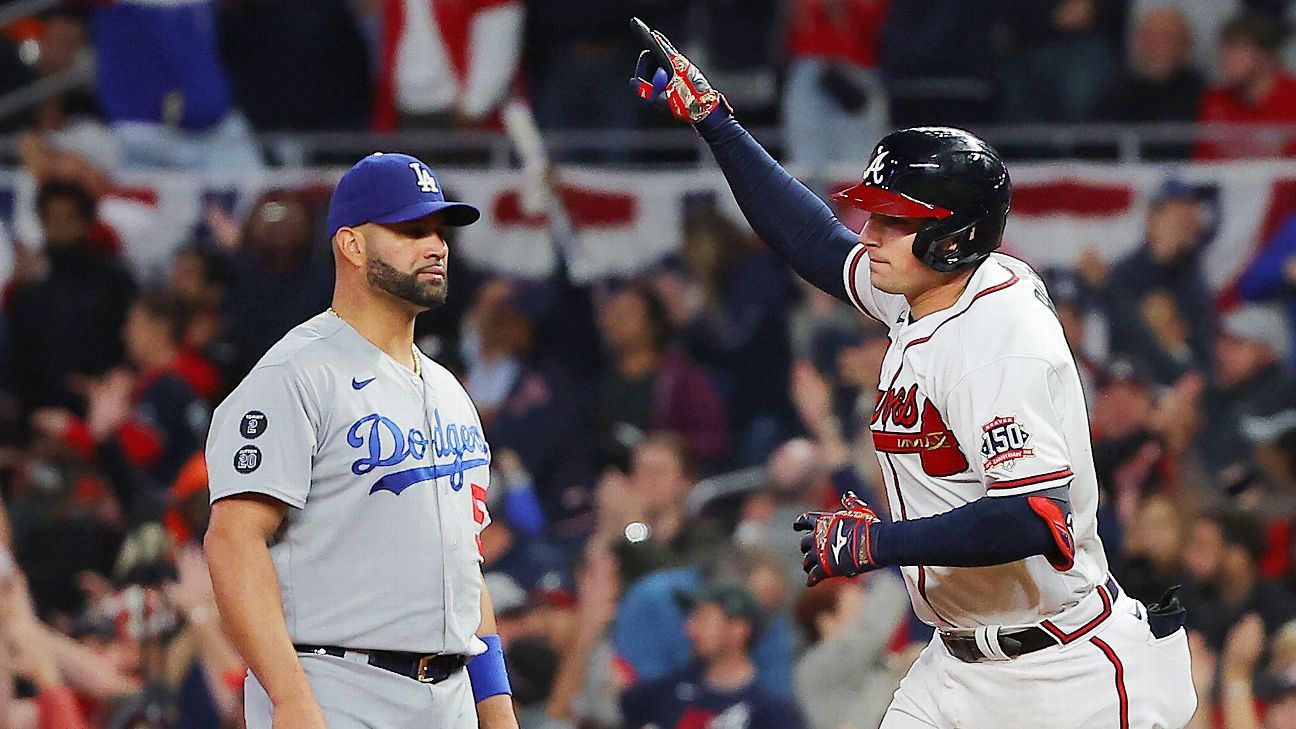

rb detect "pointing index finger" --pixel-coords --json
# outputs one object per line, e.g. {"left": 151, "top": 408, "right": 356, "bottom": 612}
{"left": 630, "top": 17, "right": 672, "bottom": 73}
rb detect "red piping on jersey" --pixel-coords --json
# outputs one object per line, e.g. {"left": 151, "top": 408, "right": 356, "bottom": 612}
{"left": 1090, "top": 636, "right": 1130, "bottom": 729}
{"left": 988, "top": 468, "right": 1075, "bottom": 491}
{"left": 897, "top": 272, "right": 1021, "bottom": 354}
{"left": 874, "top": 270, "right": 1020, "bottom": 631}
{"left": 845, "top": 246, "right": 884, "bottom": 324}
{"left": 880, "top": 271, "right": 1021, "bottom": 395}
{"left": 884, "top": 454, "right": 910, "bottom": 522}
{"left": 1040, "top": 582, "right": 1113, "bottom": 644}
{"left": 886, "top": 454, "right": 956, "bottom": 627}
{"left": 870, "top": 265, "right": 1031, "bottom": 630}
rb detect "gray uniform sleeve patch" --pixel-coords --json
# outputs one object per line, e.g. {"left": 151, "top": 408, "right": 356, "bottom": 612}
{"left": 206, "top": 364, "right": 317, "bottom": 508}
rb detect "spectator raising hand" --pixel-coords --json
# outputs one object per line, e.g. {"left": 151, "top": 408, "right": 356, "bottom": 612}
{"left": 790, "top": 361, "right": 849, "bottom": 470}
{"left": 1219, "top": 613, "right": 1267, "bottom": 729}
{"left": 0, "top": 569, "right": 90, "bottom": 729}
{"left": 84, "top": 368, "right": 134, "bottom": 442}
{"left": 1185, "top": 631, "right": 1216, "bottom": 729}
{"left": 546, "top": 546, "right": 623, "bottom": 726}
{"left": 162, "top": 545, "right": 245, "bottom": 721}
{"left": 1225, "top": 612, "right": 1267, "bottom": 678}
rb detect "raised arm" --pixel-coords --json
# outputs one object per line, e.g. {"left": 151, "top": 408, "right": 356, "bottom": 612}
{"left": 696, "top": 111, "right": 860, "bottom": 302}
{"left": 630, "top": 18, "right": 862, "bottom": 305}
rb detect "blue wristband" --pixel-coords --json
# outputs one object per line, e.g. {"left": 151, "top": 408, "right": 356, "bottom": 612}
{"left": 467, "top": 634, "right": 511, "bottom": 702}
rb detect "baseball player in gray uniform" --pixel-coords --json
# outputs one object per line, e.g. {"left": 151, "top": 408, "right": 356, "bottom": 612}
{"left": 204, "top": 152, "right": 517, "bottom": 729}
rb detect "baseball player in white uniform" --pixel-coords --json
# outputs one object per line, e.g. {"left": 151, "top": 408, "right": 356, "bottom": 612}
{"left": 630, "top": 19, "right": 1197, "bottom": 729}
{"left": 204, "top": 152, "right": 517, "bottom": 729}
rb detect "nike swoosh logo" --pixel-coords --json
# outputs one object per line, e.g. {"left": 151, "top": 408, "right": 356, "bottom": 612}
{"left": 832, "top": 522, "right": 850, "bottom": 564}
{"left": 352, "top": 377, "right": 376, "bottom": 390}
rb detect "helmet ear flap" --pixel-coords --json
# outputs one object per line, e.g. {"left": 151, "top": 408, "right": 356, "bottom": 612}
{"left": 912, "top": 201, "right": 1009, "bottom": 272}
{"left": 914, "top": 232, "right": 962, "bottom": 273}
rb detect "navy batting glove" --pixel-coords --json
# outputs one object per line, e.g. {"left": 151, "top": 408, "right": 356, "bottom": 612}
{"left": 793, "top": 492, "right": 883, "bottom": 587}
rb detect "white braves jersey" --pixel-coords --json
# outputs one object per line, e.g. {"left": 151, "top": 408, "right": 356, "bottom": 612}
{"left": 843, "top": 251, "right": 1108, "bottom": 630}
{"left": 207, "top": 312, "right": 491, "bottom": 653}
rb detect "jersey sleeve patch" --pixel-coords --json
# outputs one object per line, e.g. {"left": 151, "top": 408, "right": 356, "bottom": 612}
{"left": 206, "top": 365, "right": 316, "bottom": 507}
{"left": 980, "top": 415, "right": 1033, "bottom": 470}
{"left": 944, "top": 356, "right": 1078, "bottom": 500}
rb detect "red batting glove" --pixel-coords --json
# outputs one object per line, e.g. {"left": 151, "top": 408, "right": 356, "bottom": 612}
{"left": 793, "top": 492, "right": 883, "bottom": 587}
{"left": 630, "top": 17, "right": 730, "bottom": 125}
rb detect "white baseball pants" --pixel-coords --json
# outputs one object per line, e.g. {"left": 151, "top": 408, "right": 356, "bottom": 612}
{"left": 880, "top": 592, "right": 1196, "bottom": 729}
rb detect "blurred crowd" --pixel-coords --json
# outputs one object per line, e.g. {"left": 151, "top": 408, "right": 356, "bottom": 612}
{"left": 8, "top": 1, "right": 1296, "bottom": 729}
{"left": 10, "top": 1, "right": 1296, "bottom": 170}
{"left": 9, "top": 152, "right": 1296, "bottom": 728}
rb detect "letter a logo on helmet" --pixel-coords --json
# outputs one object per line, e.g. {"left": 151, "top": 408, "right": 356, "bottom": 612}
{"left": 865, "top": 148, "right": 890, "bottom": 185}
{"left": 833, "top": 127, "right": 1012, "bottom": 273}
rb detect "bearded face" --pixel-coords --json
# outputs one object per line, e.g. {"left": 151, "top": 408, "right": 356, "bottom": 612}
{"left": 366, "top": 253, "right": 447, "bottom": 310}
{"left": 360, "top": 216, "right": 450, "bottom": 310}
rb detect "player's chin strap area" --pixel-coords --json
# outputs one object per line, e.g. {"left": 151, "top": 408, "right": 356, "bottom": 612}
{"left": 939, "top": 576, "right": 1121, "bottom": 663}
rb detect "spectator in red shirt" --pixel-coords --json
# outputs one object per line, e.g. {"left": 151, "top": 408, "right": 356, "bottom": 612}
{"left": 32, "top": 292, "right": 211, "bottom": 525}
{"left": 165, "top": 247, "right": 229, "bottom": 402}
{"left": 1196, "top": 11, "right": 1296, "bottom": 160}
{"left": 372, "top": 0, "right": 523, "bottom": 130}
{"left": 782, "top": 0, "right": 889, "bottom": 184}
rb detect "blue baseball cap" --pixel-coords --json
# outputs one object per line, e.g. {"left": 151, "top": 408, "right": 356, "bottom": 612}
{"left": 325, "top": 152, "right": 480, "bottom": 238}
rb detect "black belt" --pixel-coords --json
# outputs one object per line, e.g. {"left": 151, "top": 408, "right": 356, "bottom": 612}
{"left": 940, "top": 577, "right": 1120, "bottom": 663}
{"left": 295, "top": 644, "right": 467, "bottom": 684}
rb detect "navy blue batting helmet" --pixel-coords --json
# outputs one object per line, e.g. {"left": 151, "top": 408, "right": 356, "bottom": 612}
{"left": 833, "top": 127, "right": 1011, "bottom": 273}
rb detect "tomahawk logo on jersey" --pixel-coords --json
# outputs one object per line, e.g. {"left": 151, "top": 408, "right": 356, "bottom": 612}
{"left": 871, "top": 384, "right": 969, "bottom": 477}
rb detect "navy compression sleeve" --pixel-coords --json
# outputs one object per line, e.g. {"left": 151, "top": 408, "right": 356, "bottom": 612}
{"left": 696, "top": 110, "right": 858, "bottom": 302}
{"left": 869, "top": 493, "right": 1073, "bottom": 569}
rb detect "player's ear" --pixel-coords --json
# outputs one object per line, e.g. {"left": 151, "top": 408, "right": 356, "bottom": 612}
{"left": 334, "top": 226, "right": 366, "bottom": 268}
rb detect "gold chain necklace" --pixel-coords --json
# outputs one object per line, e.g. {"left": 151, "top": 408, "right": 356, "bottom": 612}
{"left": 326, "top": 307, "right": 421, "bottom": 377}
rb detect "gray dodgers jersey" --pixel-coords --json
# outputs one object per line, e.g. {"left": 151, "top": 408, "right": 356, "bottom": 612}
{"left": 207, "top": 312, "right": 491, "bottom": 654}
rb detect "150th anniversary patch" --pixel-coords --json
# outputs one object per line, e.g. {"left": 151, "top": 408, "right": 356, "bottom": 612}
{"left": 981, "top": 416, "right": 1033, "bottom": 470}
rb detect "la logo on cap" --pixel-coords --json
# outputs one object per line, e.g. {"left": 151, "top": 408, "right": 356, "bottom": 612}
{"left": 409, "top": 163, "right": 439, "bottom": 193}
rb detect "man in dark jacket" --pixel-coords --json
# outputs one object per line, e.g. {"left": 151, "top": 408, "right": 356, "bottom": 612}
{"left": 1100, "top": 6, "right": 1204, "bottom": 158}
{"left": 1200, "top": 304, "right": 1296, "bottom": 475}
{"left": 7, "top": 180, "right": 135, "bottom": 414}
{"left": 1101, "top": 180, "right": 1217, "bottom": 384}
{"left": 620, "top": 583, "right": 805, "bottom": 729}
